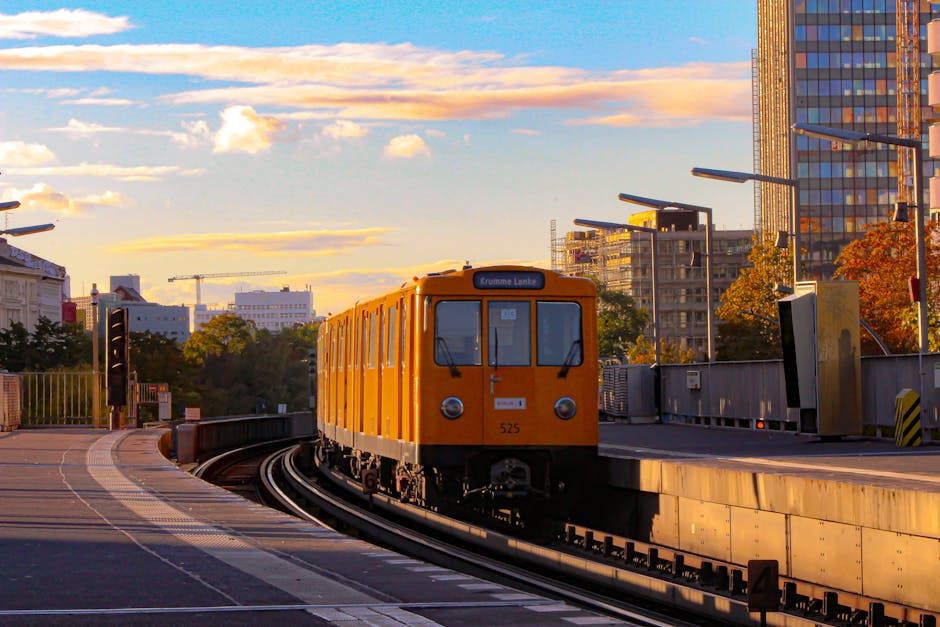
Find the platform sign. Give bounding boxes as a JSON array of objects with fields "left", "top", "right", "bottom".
[
  {"left": 361, "top": 468, "right": 379, "bottom": 495},
  {"left": 747, "top": 559, "right": 780, "bottom": 612},
  {"left": 184, "top": 407, "right": 201, "bottom": 422}
]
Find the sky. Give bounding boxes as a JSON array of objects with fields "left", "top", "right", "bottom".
[{"left": 0, "top": 1, "right": 758, "bottom": 315}]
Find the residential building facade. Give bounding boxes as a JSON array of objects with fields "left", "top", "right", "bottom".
[
  {"left": 757, "top": 0, "right": 938, "bottom": 277},
  {"left": 0, "top": 239, "right": 66, "bottom": 331},
  {"left": 234, "top": 287, "right": 315, "bottom": 332},
  {"left": 556, "top": 211, "right": 752, "bottom": 359}
]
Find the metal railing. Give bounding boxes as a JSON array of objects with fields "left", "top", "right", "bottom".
[{"left": 20, "top": 371, "right": 104, "bottom": 426}]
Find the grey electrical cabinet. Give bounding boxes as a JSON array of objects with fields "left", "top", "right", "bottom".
[{"left": 778, "top": 281, "right": 862, "bottom": 437}]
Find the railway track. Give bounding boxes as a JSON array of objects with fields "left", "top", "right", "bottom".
[
  {"left": 201, "top": 441, "right": 938, "bottom": 627},
  {"left": 258, "top": 443, "right": 697, "bottom": 627}
]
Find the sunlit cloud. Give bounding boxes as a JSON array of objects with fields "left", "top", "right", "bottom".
[
  {"left": 510, "top": 128, "right": 541, "bottom": 136},
  {"left": 0, "top": 42, "right": 749, "bottom": 125},
  {"left": 61, "top": 96, "right": 142, "bottom": 106},
  {"left": 425, "top": 129, "right": 446, "bottom": 138},
  {"left": 322, "top": 120, "right": 368, "bottom": 139},
  {"left": 1, "top": 183, "right": 125, "bottom": 215},
  {"left": 213, "top": 105, "right": 285, "bottom": 154},
  {"left": 0, "top": 141, "right": 56, "bottom": 166},
  {"left": 109, "top": 227, "right": 394, "bottom": 255},
  {"left": 4, "top": 163, "right": 205, "bottom": 182},
  {"left": 0, "top": 9, "right": 131, "bottom": 40},
  {"left": 385, "top": 134, "right": 430, "bottom": 158}
]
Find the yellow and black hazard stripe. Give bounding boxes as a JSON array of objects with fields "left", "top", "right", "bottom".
[{"left": 893, "top": 388, "right": 922, "bottom": 448}]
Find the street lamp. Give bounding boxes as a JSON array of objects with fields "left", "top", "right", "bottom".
[
  {"left": 90, "top": 284, "right": 100, "bottom": 428},
  {"left": 574, "top": 218, "right": 660, "bottom": 365},
  {"left": 0, "top": 201, "right": 21, "bottom": 211},
  {"left": 0, "top": 224, "right": 54, "bottom": 237},
  {"left": 618, "top": 193, "right": 715, "bottom": 361},
  {"left": 791, "top": 122, "right": 928, "bottom": 355},
  {"left": 691, "top": 166, "right": 801, "bottom": 284}
]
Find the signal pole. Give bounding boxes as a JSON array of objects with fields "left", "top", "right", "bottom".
[
  {"left": 91, "top": 285, "right": 100, "bottom": 428},
  {"left": 106, "top": 307, "right": 130, "bottom": 430}
]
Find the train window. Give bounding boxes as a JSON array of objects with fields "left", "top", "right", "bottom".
[
  {"left": 537, "top": 302, "right": 582, "bottom": 366},
  {"left": 339, "top": 326, "right": 345, "bottom": 370},
  {"left": 362, "top": 317, "right": 368, "bottom": 369},
  {"left": 387, "top": 306, "right": 397, "bottom": 367},
  {"left": 434, "top": 301, "right": 482, "bottom": 366},
  {"left": 487, "top": 301, "right": 531, "bottom": 366}
]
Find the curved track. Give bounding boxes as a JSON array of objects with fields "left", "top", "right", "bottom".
[{"left": 260, "top": 444, "right": 726, "bottom": 627}]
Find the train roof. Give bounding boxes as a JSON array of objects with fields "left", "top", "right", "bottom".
[{"left": 410, "top": 264, "right": 596, "bottom": 296}]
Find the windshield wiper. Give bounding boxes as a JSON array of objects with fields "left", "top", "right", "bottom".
[
  {"left": 436, "top": 337, "right": 461, "bottom": 378},
  {"left": 557, "top": 338, "right": 582, "bottom": 379}
]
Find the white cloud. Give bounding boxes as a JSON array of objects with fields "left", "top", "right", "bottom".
[
  {"left": 425, "top": 129, "right": 446, "bottom": 138},
  {"left": 61, "top": 97, "right": 141, "bottom": 107},
  {"left": 0, "top": 9, "right": 131, "bottom": 40},
  {"left": 3, "top": 163, "right": 205, "bottom": 182},
  {"left": 510, "top": 128, "right": 541, "bottom": 136},
  {"left": 1, "top": 183, "right": 125, "bottom": 215},
  {"left": 110, "top": 227, "right": 394, "bottom": 255},
  {"left": 0, "top": 141, "right": 56, "bottom": 166},
  {"left": 322, "top": 120, "right": 368, "bottom": 139},
  {"left": 48, "top": 118, "right": 209, "bottom": 148},
  {"left": 384, "top": 134, "right": 430, "bottom": 158},
  {"left": 689, "top": 36, "right": 709, "bottom": 46},
  {"left": 213, "top": 105, "right": 285, "bottom": 154}
]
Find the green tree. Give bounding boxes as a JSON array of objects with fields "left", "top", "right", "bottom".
[
  {"left": 0, "top": 322, "right": 30, "bottom": 371},
  {"left": 715, "top": 236, "right": 792, "bottom": 360},
  {"left": 596, "top": 284, "right": 649, "bottom": 359},
  {"left": 183, "top": 313, "right": 255, "bottom": 366}
]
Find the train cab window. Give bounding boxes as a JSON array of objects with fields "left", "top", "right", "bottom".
[
  {"left": 387, "top": 306, "right": 397, "bottom": 367},
  {"left": 434, "top": 301, "right": 481, "bottom": 366},
  {"left": 487, "top": 301, "right": 531, "bottom": 366},
  {"left": 537, "top": 302, "right": 582, "bottom": 366}
]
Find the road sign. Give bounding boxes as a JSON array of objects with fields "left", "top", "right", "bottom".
[{"left": 747, "top": 559, "right": 780, "bottom": 612}]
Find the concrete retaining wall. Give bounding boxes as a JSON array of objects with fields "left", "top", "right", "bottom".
[
  {"left": 605, "top": 455, "right": 940, "bottom": 612},
  {"left": 176, "top": 412, "right": 314, "bottom": 463}
]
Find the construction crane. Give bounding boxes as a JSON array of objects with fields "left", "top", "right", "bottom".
[
  {"left": 168, "top": 271, "right": 287, "bottom": 305},
  {"left": 896, "top": 0, "right": 920, "bottom": 205}
]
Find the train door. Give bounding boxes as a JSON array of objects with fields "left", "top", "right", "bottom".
[
  {"left": 381, "top": 302, "right": 399, "bottom": 440},
  {"left": 482, "top": 299, "right": 536, "bottom": 445},
  {"left": 338, "top": 320, "right": 346, "bottom": 431},
  {"left": 363, "top": 307, "right": 381, "bottom": 437}
]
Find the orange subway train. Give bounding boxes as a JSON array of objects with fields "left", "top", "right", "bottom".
[{"left": 315, "top": 265, "right": 598, "bottom": 510}]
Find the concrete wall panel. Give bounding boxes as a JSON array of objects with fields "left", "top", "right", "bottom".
[
  {"left": 635, "top": 492, "right": 679, "bottom": 547},
  {"left": 790, "top": 517, "right": 862, "bottom": 594},
  {"left": 861, "top": 528, "right": 940, "bottom": 612},
  {"left": 678, "top": 497, "right": 731, "bottom": 562},
  {"left": 729, "top": 507, "right": 789, "bottom": 574}
]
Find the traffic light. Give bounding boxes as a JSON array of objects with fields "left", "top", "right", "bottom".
[
  {"left": 106, "top": 308, "right": 129, "bottom": 406},
  {"left": 308, "top": 349, "right": 317, "bottom": 374}
]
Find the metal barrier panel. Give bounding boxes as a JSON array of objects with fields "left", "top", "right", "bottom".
[
  {"left": 19, "top": 371, "right": 104, "bottom": 426},
  {"left": 192, "top": 414, "right": 295, "bottom": 461},
  {"left": 650, "top": 354, "right": 939, "bottom": 434},
  {"left": 0, "top": 374, "right": 22, "bottom": 431}
]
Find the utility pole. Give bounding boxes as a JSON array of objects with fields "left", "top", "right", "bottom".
[{"left": 90, "top": 284, "right": 100, "bottom": 428}]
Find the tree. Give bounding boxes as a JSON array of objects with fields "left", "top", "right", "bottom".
[
  {"left": 834, "top": 220, "right": 940, "bottom": 354},
  {"left": 596, "top": 284, "right": 649, "bottom": 359},
  {"left": 628, "top": 334, "right": 695, "bottom": 364},
  {"left": 715, "top": 236, "right": 792, "bottom": 360},
  {"left": 183, "top": 314, "right": 255, "bottom": 366},
  {"left": 0, "top": 318, "right": 91, "bottom": 372}
]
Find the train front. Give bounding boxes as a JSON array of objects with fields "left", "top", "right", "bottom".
[{"left": 417, "top": 266, "right": 598, "bottom": 508}]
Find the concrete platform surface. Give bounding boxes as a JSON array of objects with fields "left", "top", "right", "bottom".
[
  {"left": 0, "top": 429, "right": 626, "bottom": 626},
  {"left": 600, "top": 422, "right": 940, "bottom": 492}
]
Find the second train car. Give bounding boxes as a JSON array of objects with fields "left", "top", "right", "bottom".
[{"left": 316, "top": 265, "right": 597, "bottom": 510}]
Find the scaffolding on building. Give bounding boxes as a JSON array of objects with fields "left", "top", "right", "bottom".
[
  {"left": 896, "top": 0, "right": 920, "bottom": 205},
  {"left": 751, "top": 48, "right": 762, "bottom": 234}
]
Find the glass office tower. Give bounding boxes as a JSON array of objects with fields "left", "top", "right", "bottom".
[{"left": 758, "top": 0, "right": 937, "bottom": 278}]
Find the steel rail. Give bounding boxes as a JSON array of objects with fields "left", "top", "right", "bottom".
[
  {"left": 192, "top": 436, "right": 307, "bottom": 482},
  {"left": 269, "top": 445, "right": 713, "bottom": 627}
]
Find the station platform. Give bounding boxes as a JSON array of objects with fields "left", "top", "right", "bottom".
[
  {"left": 0, "top": 428, "right": 623, "bottom": 626},
  {"left": 598, "top": 422, "right": 940, "bottom": 613}
]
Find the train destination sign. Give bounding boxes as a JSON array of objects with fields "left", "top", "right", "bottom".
[{"left": 473, "top": 271, "right": 545, "bottom": 290}]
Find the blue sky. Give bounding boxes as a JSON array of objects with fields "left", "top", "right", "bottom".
[{"left": 0, "top": 2, "right": 757, "bottom": 313}]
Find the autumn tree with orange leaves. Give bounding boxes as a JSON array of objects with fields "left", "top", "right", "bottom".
[{"left": 834, "top": 220, "right": 940, "bottom": 354}]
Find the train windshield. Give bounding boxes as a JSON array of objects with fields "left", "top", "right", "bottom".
[
  {"left": 488, "top": 301, "right": 531, "bottom": 366},
  {"left": 434, "top": 301, "right": 482, "bottom": 366},
  {"left": 537, "top": 302, "right": 582, "bottom": 366}
]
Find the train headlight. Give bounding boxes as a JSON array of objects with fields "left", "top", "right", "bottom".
[
  {"left": 440, "top": 396, "right": 464, "bottom": 420},
  {"left": 554, "top": 397, "right": 577, "bottom": 420}
]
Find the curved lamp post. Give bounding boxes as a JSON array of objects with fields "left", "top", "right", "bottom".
[
  {"left": 617, "top": 193, "right": 715, "bottom": 362},
  {"left": 691, "top": 166, "right": 801, "bottom": 284}
]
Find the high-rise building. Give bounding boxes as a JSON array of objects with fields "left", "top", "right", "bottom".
[{"left": 757, "top": 0, "right": 937, "bottom": 277}]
